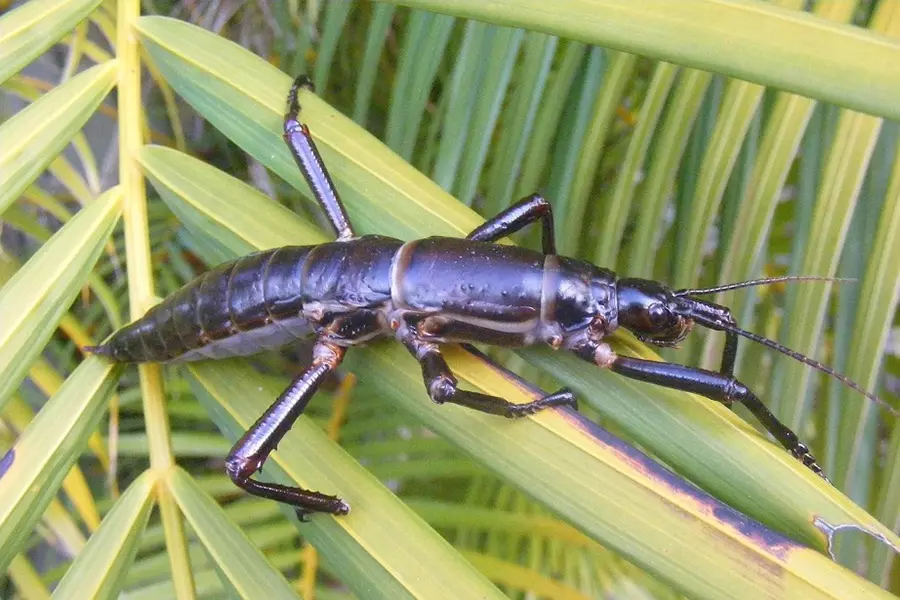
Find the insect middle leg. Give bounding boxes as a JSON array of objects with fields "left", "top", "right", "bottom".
[
  {"left": 719, "top": 331, "right": 739, "bottom": 377},
  {"left": 571, "top": 340, "right": 827, "bottom": 480},
  {"left": 466, "top": 194, "right": 557, "bottom": 255},
  {"left": 283, "top": 75, "right": 355, "bottom": 241},
  {"left": 400, "top": 333, "right": 577, "bottom": 417},
  {"left": 225, "top": 339, "right": 350, "bottom": 518}
]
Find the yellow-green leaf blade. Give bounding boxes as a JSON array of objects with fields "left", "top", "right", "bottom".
[
  {"left": 376, "top": 0, "right": 900, "bottom": 121},
  {"left": 52, "top": 471, "right": 156, "bottom": 599},
  {"left": 6, "top": 554, "right": 50, "bottom": 599},
  {"left": 0, "top": 186, "right": 122, "bottom": 411},
  {"left": 135, "top": 16, "right": 481, "bottom": 241},
  {"left": 673, "top": 73, "right": 768, "bottom": 288},
  {"left": 141, "top": 149, "right": 503, "bottom": 600},
  {"left": 0, "top": 61, "right": 116, "bottom": 216},
  {"left": 137, "top": 145, "right": 325, "bottom": 255},
  {"left": 0, "top": 357, "right": 121, "bottom": 574},
  {"left": 0, "top": 0, "right": 100, "bottom": 85},
  {"left": 521, "top": 344, "right": 900, "bottom": 549},
  {"left": 167, "top": 467, "right": 301, "bottom": 600},
  {"left": 774, "top": 111, "right": 884, "bottom": 428},
  {"left": 627, "top": 68, "right": 711, "bottom": 278},
  {"left": 144, "top": 143, "right": 892, "bottom": 599},
  {"left": 129, "top": 17, "right": 900, "bottom": 594},
  {"left": 593, "top": 61, "right": 677, "bottom": 268},
  {"left": 185, "top": 361, "right": 505, "bottom": 600}
]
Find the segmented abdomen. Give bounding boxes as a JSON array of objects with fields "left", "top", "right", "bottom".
[{"left": 93, "top": 246, "right": 316, "bottom": 363}]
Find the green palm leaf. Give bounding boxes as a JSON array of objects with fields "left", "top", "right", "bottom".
[{"left": 2, "top": 1, "right": 899, "bottom": 598}]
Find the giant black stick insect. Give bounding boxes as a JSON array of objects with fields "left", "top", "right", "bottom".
[{"left": 88, "top": 75, "right": 891, "bottom": 518}]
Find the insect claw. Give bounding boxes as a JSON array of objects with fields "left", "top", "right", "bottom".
[
  {"left": 287, "top": 74, "right": 315, "bottom": 117},
  {"left": 293, "top": 74, "right": 315, "bottom": 93}
]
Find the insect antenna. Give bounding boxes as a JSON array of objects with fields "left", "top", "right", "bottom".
[
  {"left": 719, "top": 322, "right": 898, "bottom": 418},
  {"left": 673, "top": 275, "right": 854, "bottom": 297},
  {"left": 674, "top": 275, "right": 894, "bottom": 416}
]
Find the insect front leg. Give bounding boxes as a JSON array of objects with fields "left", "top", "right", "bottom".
[
  {"left": 466, "top": 194, "right": 557, "bottom": 255},
  {"left": 225, "top": 340, "right": 350, "bottom": 519},
  {"left": 283, "top": 75, "right": 355, "bottom": 241},
  {"left": 571, "top": 340, "right": 827, "bottom": 480},
  {"left": 400, "top": 333, "right": 576, "bottom": 417}
]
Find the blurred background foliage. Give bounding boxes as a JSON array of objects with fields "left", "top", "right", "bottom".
[{"left": 1, "top": 0, "right": 900, "bottom": 598}]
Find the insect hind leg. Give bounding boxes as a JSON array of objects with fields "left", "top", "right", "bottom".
[
  {"left": 283, "top": 75, "right": 355, "bottom": 241},
  {"left": 225, "top": 340, "right": 351, "bottom": 519}
]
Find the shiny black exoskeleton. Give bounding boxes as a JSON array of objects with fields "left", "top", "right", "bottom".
[{"left": 87, "top": 75, "right": 884, "bottom": 517}]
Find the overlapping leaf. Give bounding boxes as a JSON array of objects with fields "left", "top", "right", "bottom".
[
  {"left": 0, "top": 357, "right": 121, "bottom": 574},
  {"left": 167, "top": 467, "right": 302, "bottom": 600},
  {"left": 135, "top": 12, "right": 900, "bottom": 552},
  {"left": 4, "top": 1, "right": 899, "bottom": 598},
  {"left": 375, "top": 0, "right": 900, "bottom": 121},
  {"left": 52, "top": 471, "right": 156, "bottom": 599},
  {"left": 0, "top": 186, "right": 122, "bottom": 411},
  {"left": 0, "top": 61, "right": 116, "bottom": 216},
  {"left": 142, "top": 147, "right": 504, "bottom": 599},
  {"left": 0, "top": 0, "right": 100, "bottom": 85},
  {"left": 135, "top": 103, "right": 891, "bottom": 600}
]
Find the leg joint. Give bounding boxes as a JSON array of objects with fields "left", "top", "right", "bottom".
[
  {"left": 225, "top": 454, "right": 258, "bottom": 485},
  {"left": 427, "top": 375, "right": 457, "bottom": 404},
  {"left": 725, "top": 378, "right": 748, "bottom": 403},
  {"left": 524, "top": 193, "right": 550, "bottom": 209}
]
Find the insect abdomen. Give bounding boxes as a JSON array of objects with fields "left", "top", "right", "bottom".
[
  {"left": 91, "top": 247, "right": 316, "bottom": 363},
  {"left": 90, "top": 237, "right": 406, "bottom": 363}
]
